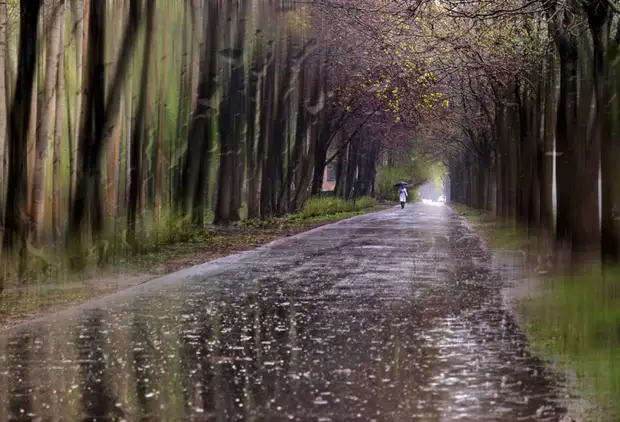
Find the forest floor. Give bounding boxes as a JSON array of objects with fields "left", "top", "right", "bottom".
[{"left": 0, "top": 204, "right": 393, "bottom": 329}]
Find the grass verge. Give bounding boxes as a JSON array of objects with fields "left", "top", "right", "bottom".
[
  {"left": 450, "top": 202, "right": 617, "bottom": 420},
  {"left": 517, "top": 270, "right": 620, "bottom": 420},
  {"left": 0, "top": 200, "right": 386, "bottom": 329}
]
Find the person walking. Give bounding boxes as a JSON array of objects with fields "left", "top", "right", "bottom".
[{"left": 399, "top": 186, "right": 408, "bottom": 209}]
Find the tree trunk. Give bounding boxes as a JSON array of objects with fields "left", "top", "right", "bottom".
[
  {"left": 281, "top": 61, "right": 307, "bottom": 213},
  {"left": 540, "top": 51, "right": 555, "bottom": 235},
  {"left": 154, "top": 18, "right": 168, "bottom": 222},
  {"left": 256, "top": 49, "right": 276, "bottom": 218},
  {"left": 570, "top": 34, "right": 600, "bottom": 264},
  {"left": 226, "top": 2, "right": 248, "bottom": 223},
  {"left": 0, "top": 0, "right": 8, "bottom": 239},
  {"left": 69, "top": 0, "right": 88, "bottom": 212},
  {"left": 127, "top": 0, "right": 155, "bottom": 251},
  {"left": 52, "top": 0, "right": 66, "bottom": 244},
  {"left": 31, "top": 0, "right": 63, "bottom": 245},
  {"left": 245, "top": 42, "right": 261, "bottom": 219},
  {"left": 183, "top": 0, "right": 218, "bottom": 226},
  {"left": 68, "top": 0, "right": 142, "bottom": 266},
  {"left": 105, "top": 0, "right": 125, "bottom": 219},
  {"left": 3, "top": 0, "right": 43, "bottom": 285}
]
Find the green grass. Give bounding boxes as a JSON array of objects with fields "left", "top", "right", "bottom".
[
  {"left": 449, "top": 203, "right": 530, "bottom": 250},
  {"left": 518, "top": 269, "right": 620, "bottom": 419}
]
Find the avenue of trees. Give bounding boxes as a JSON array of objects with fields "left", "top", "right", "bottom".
[
  {"left": 408, "top": 0, "right": 620, "bottom": 269},
  {"left": 0, "top": 0, "right": 444, "bottom": 288},
  {"left": 5, "top": 0, "right": 612, "bottom": 287}
]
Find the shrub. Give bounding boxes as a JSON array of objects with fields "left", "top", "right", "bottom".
[
  {"left": 299, "top": 196, "right": 376, "bottom": 219},
  {"left": 354, "top": 196, "right": 377, "bottom": 210}
]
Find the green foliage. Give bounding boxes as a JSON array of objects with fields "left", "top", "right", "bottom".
[
  {"left": 298, "top": 196, "right": 376, "bottom": 219},
  {"left": 519, "top": 269, "right": 620, "bottom": 419}
]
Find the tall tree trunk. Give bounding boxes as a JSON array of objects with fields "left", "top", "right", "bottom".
[
  {"left": 105, "top": 0, "right": 125, "bottom": 219},
  {"left": 215, "top": 3, "right": 247, "bottom": 225},
  {"left": 68, "top": 0, "right": 142, "bottom": 267},
  {"left": 52, "top": 5, "right": 65, "bottom": 244},
  {"left": 256, "top": 48, "right": 276, "bottom": 218},
  {"left": 218, "top": 2, "right": 247, "bottom": 224},
  {"left": 0, "top": 0, "right": 8, "bottom": 239},
  {"left": 154, "top": 16, "right": 168, "bottom": 222},
  {"left": 281, "top": 60, "right": 307, "bottom": 213},
  {"left": 245, "top": 42, "right": 261, "bottom": 219},
  {"left": 570, "top": 32, "right": 600, "bottom": 264},
  {"left": 3, "top": 0, "right": 43, "bottom": 286},
  {"left": 31, "top": 0, "right": 64, "bottom": 245},
  {"left": 540, "top": 51, "right": 555, "bottom": 236},
  {"left": 182, "top": 0, "right": 218, "bottom": 226},
  {"left": 69, "top": 0, "right": 88, "bottom": 212},
  {"left": 127, "top": 0, "right": 155, "bottom": 251},
  {"left": 124, "top": 73, "right": 133, "bottom": 213},
  {"left": 229, "top": 17, "right": 248, "bottom": 222},
  {"left": 26, "top": 65, "right": 38, "bottom": 223}
]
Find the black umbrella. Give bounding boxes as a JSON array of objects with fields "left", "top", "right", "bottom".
[{"left": 394, "top": 181, "right": 409, "bottom": 187}]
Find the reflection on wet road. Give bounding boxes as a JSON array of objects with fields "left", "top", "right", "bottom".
[{"left": 0, "top": 203, "right": 569, "bottom": 421}]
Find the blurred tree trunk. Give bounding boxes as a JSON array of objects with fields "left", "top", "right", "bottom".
[
  {"left": 69, "top": 0, "right": 88, "bottom": 212},
  {"left": 290, "top": 62, "right": 321, "bottom": 211},
  {"left": 182, "top": 0, "right": 218, "bottom": 226},
  {"left": 31, "top": 0, "right": 64, "bottom": 246},
  {"left": 245, "top": 41, "right": 261, "bottom": 219},
  {"left": 3, "top": 0, "right": 43, "bottom": 286},
  {"left": 570, "top": 34, "right": 599, "bottom": 264},
  {"left": 155, "top": 21, "right": 168, "bottom": 222},
  {"left": 601, "top": 43, "right": 620, "bottom": 264},
  {"left": 281, "top": 55, "right": 307, "bottom": 214},
  {"left": 271, "top": 37, "right": 293, "bottom": 216},
  {"left": 26, "top": 64, "right": 38, "bottom": 221},
  {"left": 171, "top": 0, "right": 189, "bottom": 209},
  {"left": 139, "top": 69, "right": 152, "bottom": 220},
  {"left": 0, "top": 0, "right": 7, "bottom": 240},
  {"left": 52, "top": 4, "right": 65, "bottom": 244},
  {"left": 127, "top": 0, "right": 156, "bottom": 251},
  {"left": 540, "top": 51, "right": 555, "bottom": 236},
  {"left": 215, "top": 2, "right": 247, "bottom": 225},
  {"left": 255, "top": 47, "right": 275, "bottom": 218},
  {"left": 105, "top": 0, "right": 125, "bottom": 219},
  {"left": 261, "top": 38, "right": 292, "bottom": 219},
  {"left": 68, "top": 0, "right": 141, "bottom": 266},
  {"left": 124, "top": 72, "right": 132, "bottom": 213},
  {"left": 228, "top": 1, "right": 248, "bottom": 223}
]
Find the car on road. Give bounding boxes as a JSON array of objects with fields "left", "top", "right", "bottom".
[{"left": 437, "top": 195, "right": 446, "bottom": 202}]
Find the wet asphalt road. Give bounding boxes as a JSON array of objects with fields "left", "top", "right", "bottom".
[{"left": 0, "top": 203, "right": 569, "bottom": 421}]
